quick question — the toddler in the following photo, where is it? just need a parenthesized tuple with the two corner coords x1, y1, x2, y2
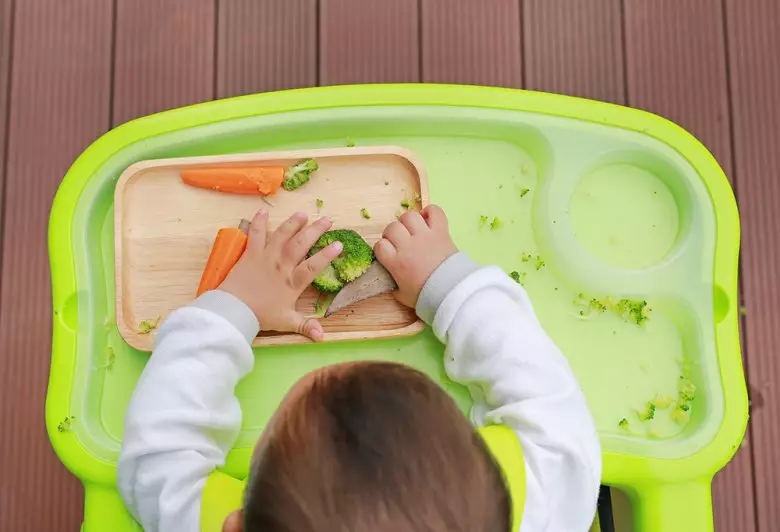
(118, 206, 601, 532)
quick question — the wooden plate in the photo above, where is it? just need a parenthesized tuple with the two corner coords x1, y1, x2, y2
(115, 146, 428, 351)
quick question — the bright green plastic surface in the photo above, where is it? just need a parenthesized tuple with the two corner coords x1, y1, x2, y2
(47, 85, 746, 532)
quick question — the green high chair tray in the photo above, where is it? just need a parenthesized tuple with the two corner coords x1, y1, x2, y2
(47, 85, 747, 531)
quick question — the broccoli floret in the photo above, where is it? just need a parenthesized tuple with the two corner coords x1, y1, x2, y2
(490, 217, 503, 231)
(618, 418, 629, 430)
(309, 229, 374, 284)
(282, 158, 319, 191)
(509, 271, 525, 284)
(615, 299, 651, 326)
(678, 377, 697, 402)
(637, 402, 656, 421)
(360, 208, 371, 219)
(312, 264, 344, 292)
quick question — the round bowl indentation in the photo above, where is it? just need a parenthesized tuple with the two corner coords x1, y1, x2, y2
(570, 161, 681, 270)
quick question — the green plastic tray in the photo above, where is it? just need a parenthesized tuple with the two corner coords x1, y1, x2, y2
(47, 85, 747, 531)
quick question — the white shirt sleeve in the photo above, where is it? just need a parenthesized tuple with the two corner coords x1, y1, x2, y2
(117, 291, 259, 532)
(417, 253, 602, 532)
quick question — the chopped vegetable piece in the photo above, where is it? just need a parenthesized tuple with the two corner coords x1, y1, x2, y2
(316, 198, 324, 211)
(479, 215, 490, 228)
(490, 217, 503, 231)
(509, 271, 522, 284)
(138, 316, 161, 335)
(346, 138, 355, 147)
(615, 299, 651, 326)
(57, 416, 76, 433)
(637, 402, 656, 421)
(521, 252, 532, 263)
(196, 220, 250, 296)
(678, 377, 697, 402)
(534, 255, 546, 271)
(312, 291, 338, 317)
(181, 166, 285, 196)
(519, 187, 530, 198)
(282, 159, 319, 191)
(400, 199, 413, 209)
(618, 418, 629, 430)
(360, 208, 371, 219)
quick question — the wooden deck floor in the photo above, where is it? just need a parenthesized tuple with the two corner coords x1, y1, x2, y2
(0, 1, 777, 530)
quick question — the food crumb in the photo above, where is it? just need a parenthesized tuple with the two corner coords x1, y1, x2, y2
(138, 316, 161, 335)
(360, 208, 371, 219)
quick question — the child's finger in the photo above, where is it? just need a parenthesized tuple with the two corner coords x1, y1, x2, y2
(382, 221, 410, 247)
(246, 209, 269, 250)
(373, 238, 396, 267)
(398, 211, 428, 235)
(268, 211, 308, 251)
(294, 314, 325, 342)
(285, 217, 333, 264)
(294, 241, 343, 287)
(421, 204, 448, 230)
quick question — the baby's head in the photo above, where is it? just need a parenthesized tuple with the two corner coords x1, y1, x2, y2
(224, 361, 510, 532)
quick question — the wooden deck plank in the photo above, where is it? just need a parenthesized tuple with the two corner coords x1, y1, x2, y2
(724, 1, 780, 530)
(421, 0, 522, 87)
(113, 0, 215, 125)
(320, 0, 419, 85)
(217, 0, 316, 97)
(623, 2, 755, 531)
(0, 1, 113, 530)
(0, 0, 13, 212)
(523, 0, 625, 104)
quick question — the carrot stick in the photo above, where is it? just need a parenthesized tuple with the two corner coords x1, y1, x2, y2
(196, 219, 250, 296)
(181, 166, 285, 196)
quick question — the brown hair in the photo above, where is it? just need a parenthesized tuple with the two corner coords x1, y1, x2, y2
(243, 362, 510, 532)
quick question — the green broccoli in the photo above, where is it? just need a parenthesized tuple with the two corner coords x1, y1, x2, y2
(534, 255, 546, 271)
(678, 377, 697, 402)
(360, 208, 371, 219)
(282, 159, 319, 191)
(57, 416, 76, 433)
(519, 187, 530, 198)
(521, 252, 532, 263)
(637, 402, 656, 421)
(309, 229, 374, 285)
(138, 316, 161, 334)
(315, 198, 324, 210)
(479, 215, 489, 228)
(346, 138, 355, 147)
(618, 418, 629, 430)
(615, 299, 651, 326)
(490, 217, 503, 231)
(509, 271, 525, 284)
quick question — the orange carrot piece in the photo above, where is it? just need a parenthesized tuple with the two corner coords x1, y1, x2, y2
(181, 166, 285, 196)
(196, 220, 250, 296)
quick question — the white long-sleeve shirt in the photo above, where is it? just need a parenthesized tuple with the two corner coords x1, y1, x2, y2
(118, 253, 601, 532)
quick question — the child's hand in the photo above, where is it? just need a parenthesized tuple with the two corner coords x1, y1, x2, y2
(219, 209, 343, 341)
(374, 205, 458, 308)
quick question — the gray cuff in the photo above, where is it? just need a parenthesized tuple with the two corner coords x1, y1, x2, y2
(415, 252, 480, 325)
(192, 290, 260, 344)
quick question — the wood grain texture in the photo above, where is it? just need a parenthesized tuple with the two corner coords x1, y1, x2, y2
(320, 0, 419, 85)
(421, 0, 523, 87)
(725, 0, 780, 530)
(113, 0, 215, 125)
(523, 0, 625, 104)
(217, 0, 317, 97)
(624, 0, 732, 178)
(0, 0, 12, 213)
(115, 147, 427, 351)
(0, 1, 113, 530)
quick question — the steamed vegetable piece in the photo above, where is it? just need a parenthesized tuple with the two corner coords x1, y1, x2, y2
(282, 158, 319, 191)
(180, 166, 284, 195)
(196, 220, 250, 296)
(308, 229, 374, 291)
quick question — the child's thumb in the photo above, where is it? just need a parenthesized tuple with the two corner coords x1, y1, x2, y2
(291, 313, 325, 342)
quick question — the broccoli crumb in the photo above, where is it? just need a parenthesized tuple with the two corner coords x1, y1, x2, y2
(478, 215, 490, 228)
(509, 271, 526, 285)
(489, 217, 503, 231)
(534, 255, 546, 271)
(637, 402, 656, 421)
(651, 394, 675, 409)
(671, 407, 689, 424)
(519, 187, 530, 198)
(739, 306, 747, 316)
(360, 208, 371, 219)
(521, 252, 532, 263)
(618, 418, 629, 430)
(315, 198, 324, 212)
(384, 180, 390, 186)
(413, 192, 422, 202)
(679, 377, 697, 402)
(57, 416, 76, 433)
(400, 199, 413, 209)
(615, 299, 651, 326)
(138, 316, 161, 335)
(346, 138, 355, 147)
